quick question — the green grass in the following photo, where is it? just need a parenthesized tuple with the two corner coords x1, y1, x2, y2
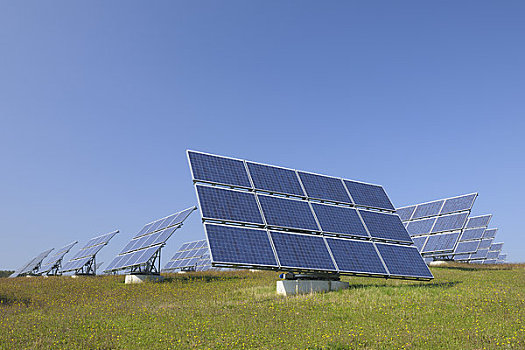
(1, 264, 524, 349)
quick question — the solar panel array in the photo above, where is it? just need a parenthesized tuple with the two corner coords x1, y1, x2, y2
(61, 231, 118, 274)
(105, 207, 196, 273)
(188, 150, 433, 280)
(452, 215, 493, 262)
(397, 193, 477, 258)
(9, 248, 54, 278)
(39, 241, 78, 275)
(164, 240, 213, 272)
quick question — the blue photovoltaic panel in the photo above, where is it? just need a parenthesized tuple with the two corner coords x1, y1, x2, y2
(246, 162, 304, 197)
(422, 232, 460, 253)
(460, 228, 486, 241)
(39, 242, 78, 274)
(440, 193, 477, 215)
(311, 203, 369, 238)
(486, 250, 500, 259)
(483, 228, 497, 239)
(454, 241, 480, 254)
(490, 242, 504, 251)
(164, 240, 211, 271)
(297, 172, 351, 204)
(375, 243, 433, 279)
(396, 206, 416, 222)
(135, 207, 196, 238)
(498, 253, 507, 261)
(431, 212, 468, 233)
(412, 200, 444, 219)
(197, 185, 263, 225)
(359, 210, 413, 243)
(342, 180, 395, 211)
(61, 257, 91, 272)
(466, 215, 492, 229)
(478, 239, 493, 249)
(483, 259, 498, 264)
(325, 238, 387, 275)
(188, 151, 251, 188)
(406, 218, 436, 236)
(454, 253, 470, 260)
(258, 195, 319, 231)
(205, 224, 278, 267)
(270, 232, 336, 271)
(470, 248, 489, 259)
(412, 236, 427, 251)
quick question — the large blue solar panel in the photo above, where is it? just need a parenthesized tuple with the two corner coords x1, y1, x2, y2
(188, 151, 251, 188)
(396, 206, 416, 222)
(431, 212, 468, 233)
(375, 243, 433, 279)
(412, 236, 427, 251)
(61, 257, 91, 272)
(297, 172, 352, 204)
(205, 224, 278, 267)
(460, 228, 486, 241)
(486, 250, 500, 259)
(311, 203, 368, 238)
(342, 180, 395, 211)
(258, 195, 318, 231)
(478, 238, 493, 249)
(406, 218, 436, 236)
(483, 228, 497, 239)
(197, 185, 264, 225)
(246, 162, 305, 197)
(466, 214, 492, 229)
(358, 210, 413, 243)
(440, 193, 477, 215)
(270, 232, 336, 271)
(470, 248, 489, 259)
(489, 242, 504, 251)
(412, 200, 444, 219)
(325, 238, 387, 275)
(421, 232, 460, 253)
(454, 241, 480, 254)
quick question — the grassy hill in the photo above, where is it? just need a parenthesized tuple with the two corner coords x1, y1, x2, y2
(1, 264, 524, 349)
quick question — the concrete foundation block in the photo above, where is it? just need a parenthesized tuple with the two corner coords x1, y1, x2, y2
(428, 261, 449, 267)
(125, 274, 164, 284)
(276, 280, 349, 296)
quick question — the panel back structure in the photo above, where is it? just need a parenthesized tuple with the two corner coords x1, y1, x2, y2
(39, 241, 78, 276)
(9, 249, 54, 278)
(61, 230, 118, 275)
(163, 240, 215, 272)
(188, 150, 432, 281)
(105, 207, 196, 274)
(397, 193, 477, 260)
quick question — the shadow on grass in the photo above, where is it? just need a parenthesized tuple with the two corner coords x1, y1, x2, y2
(347, 281, 460, 290)
(0, 295, 31, 307)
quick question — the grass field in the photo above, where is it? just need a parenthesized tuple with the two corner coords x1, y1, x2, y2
(1, 264, 524, 349)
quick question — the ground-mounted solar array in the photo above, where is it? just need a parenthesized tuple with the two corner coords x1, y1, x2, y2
(38, 241, 78, 275)
(105, 207, 196, 274)
(9, 248, 54, 278)
(61, 231, 118, 274)
(397, 193, 477, 259)
(188, 150, 433, 280)
(164, 240, 214, 272)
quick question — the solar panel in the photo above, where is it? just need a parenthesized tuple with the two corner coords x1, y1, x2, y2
(489, 242, 504, 252)
(412, 200, 444, 219)
(478, 238, 494, 249)
(412, 236, 427, 251)
(466, 214, 492, 229)
(164, 239, 213, 271)
(188, 151, 251, 188)
(406, 218, 436, 236)
(62, 230, 118, 274)
(483, 228, 498, 239)
(421, 232, 460, 254)
(39, 241, 78, 275)
(431, 212, 469, 234)
(105, 207, 196, 273)
(10, 249, 54, 277)
(375, 243, 433, 279)
(486, 250, 500, 259)
(439, 193, 477, 215)
(396, 206, 416, 222)
(454, 241, 481, 254)
(460, 228, 486, 241)
(469, 248, 489, 260)
(342, 180, 395, 210)
(190, 150, 432, 281)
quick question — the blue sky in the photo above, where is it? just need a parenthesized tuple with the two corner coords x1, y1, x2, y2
(1, 1, 524, 269)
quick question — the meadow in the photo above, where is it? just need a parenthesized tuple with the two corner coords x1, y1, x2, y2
(1, 264, 524, 349)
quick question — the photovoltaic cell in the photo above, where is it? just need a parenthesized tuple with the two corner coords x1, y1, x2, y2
(325, 238, 387, 275)
(205, 224, 278, 267)
(489, 242, 504, 251)
(270, 232, 335, 271)
(486, 250, 500, 259)
(358, 210, 413, 243)
(342, 180, 394, 210)
(454, 241, 480, 254)
(478, 239, 493, 249)
(406, 218, 436, 236)
(454, 253, 470, 260)
(311, 203, 369, 238)
(396, 206, 416, 222)
(466, 215, 492, 229)
(431, 212, 468, 233)
(460, 228, 486, 241)
(375, 243, 433, 279)
(440, 194, 477, 215)
(412, 236, 427, 251)
(412, 200, 444, 219)
(483, 228, 497, 239)
(188, 151, 251, 188)
(258, 195, 319, 231)
(421, 232, 460, 253)
(197, 185, 263, 225)
(164, 240, 211, 271)
(470, 248, 489, 259)
(297, 172, 351, 204)
(246, 162, 304, 197)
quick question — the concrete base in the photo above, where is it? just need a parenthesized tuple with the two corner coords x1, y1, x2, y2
(276, 280, 349, 296)
(429, 261, 450, 267)
(125, 274, 164, 284)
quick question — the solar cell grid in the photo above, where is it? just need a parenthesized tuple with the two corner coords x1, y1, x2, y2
(470, 248, 489, 259)
(466, 214, 492, 229)
(258, 195, 319, 231)
(342, 180, 395, 211)
(406, 218, 436, 236)
(246, 162, 305, 197)
(440, 194, 477, 215)
(431, 212, 468, 233)
(460, 228, 486, 241)
(188, 151, 252, 188)
(422, 232, 460, 253)
(396, 206, 416, 222)
(325, 238, 387, 275)
(375, 243, 433, 279)
(479, 238, 493, 249)
(454, 241, 480, 254)
(412, 236, 427, 251)
(358, 210, 413, 243)
(486, 251, 500, 259)
(412, 200, 444, 219)
(483, 228, 498, 239)
(312, 203, 369, 238)
(489, 242, 504, 251)
(297, 171, 352, 204)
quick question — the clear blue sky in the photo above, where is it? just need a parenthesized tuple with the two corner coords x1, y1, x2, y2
(1, 1, 524, 269)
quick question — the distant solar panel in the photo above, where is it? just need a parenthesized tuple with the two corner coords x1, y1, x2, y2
(406, 218, 436, 237)
(412, 200, 444, 220)
(421, 232, 460, 254)
(39, 241, 78, 275)
(478, 238, 494, 249)
(489, 242, 504, 252)
(439, 194, 477, 215)
(10, 249, 54, 278)
(164, 240, 213, 271)
(190, 150, 432, 281)
(105, 207, 196, 274)
(466, 214, 492, 229)
(431, 212, 469, 234)
(460, 228, 486, 241)
(454, 241, 481, 255)
(483, 228, 498, 239)
(62, 230, 118, 274)
(396, 206, 416, 222)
